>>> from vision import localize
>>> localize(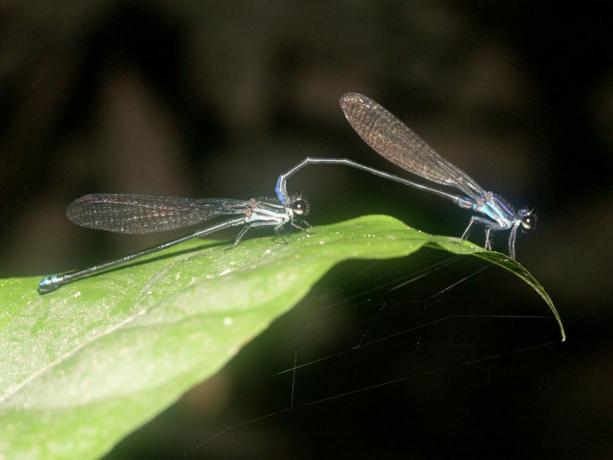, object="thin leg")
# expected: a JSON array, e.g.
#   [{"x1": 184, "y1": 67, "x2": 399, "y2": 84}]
[
  {"x1": 232, "y1": 221, "x2": 279, "y2": 248},
  {"x1": 291, "y1": 218, "x2": 311, "y2": 231},
  {"x1": 507, "y1": 222, "x2": 520, "y2": 260},
  {"x1": 484, "y1": 228, "x2": 493, "y2": 250},
  {"x1": 232, "y1": 223, "x2": 253, "y2": 247},
  {"x1": 274, "y1": 223, "x2": 288, "y2": 245},
  {"x1": 297, "y1": 218, "x2": 311, "y2": 228},
  {"x1": 461, "y1": 216, "x2": 482, "y2": 240},
  {"x1": 461, "y1": 216, "x2": 505, "y2": 252}
]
